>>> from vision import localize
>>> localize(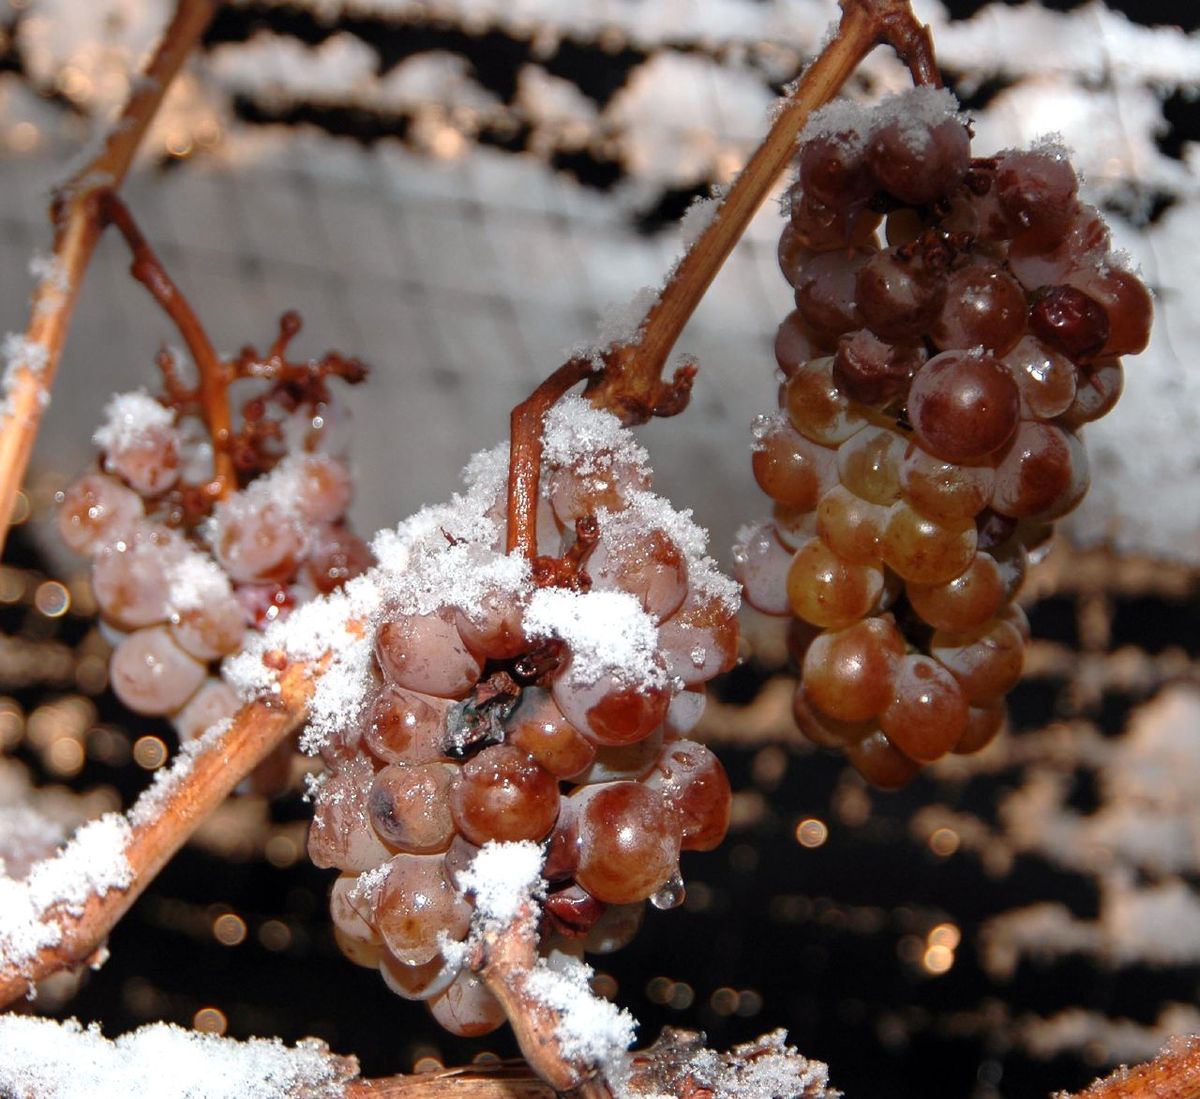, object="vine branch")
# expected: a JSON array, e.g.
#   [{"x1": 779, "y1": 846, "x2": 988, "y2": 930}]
[
  {"x1": 0, "y1": 660, "x2": 315, "y2": 1008},
  {"x1": 0, "y1": 0, "x2": 220, "y2": 555}
]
